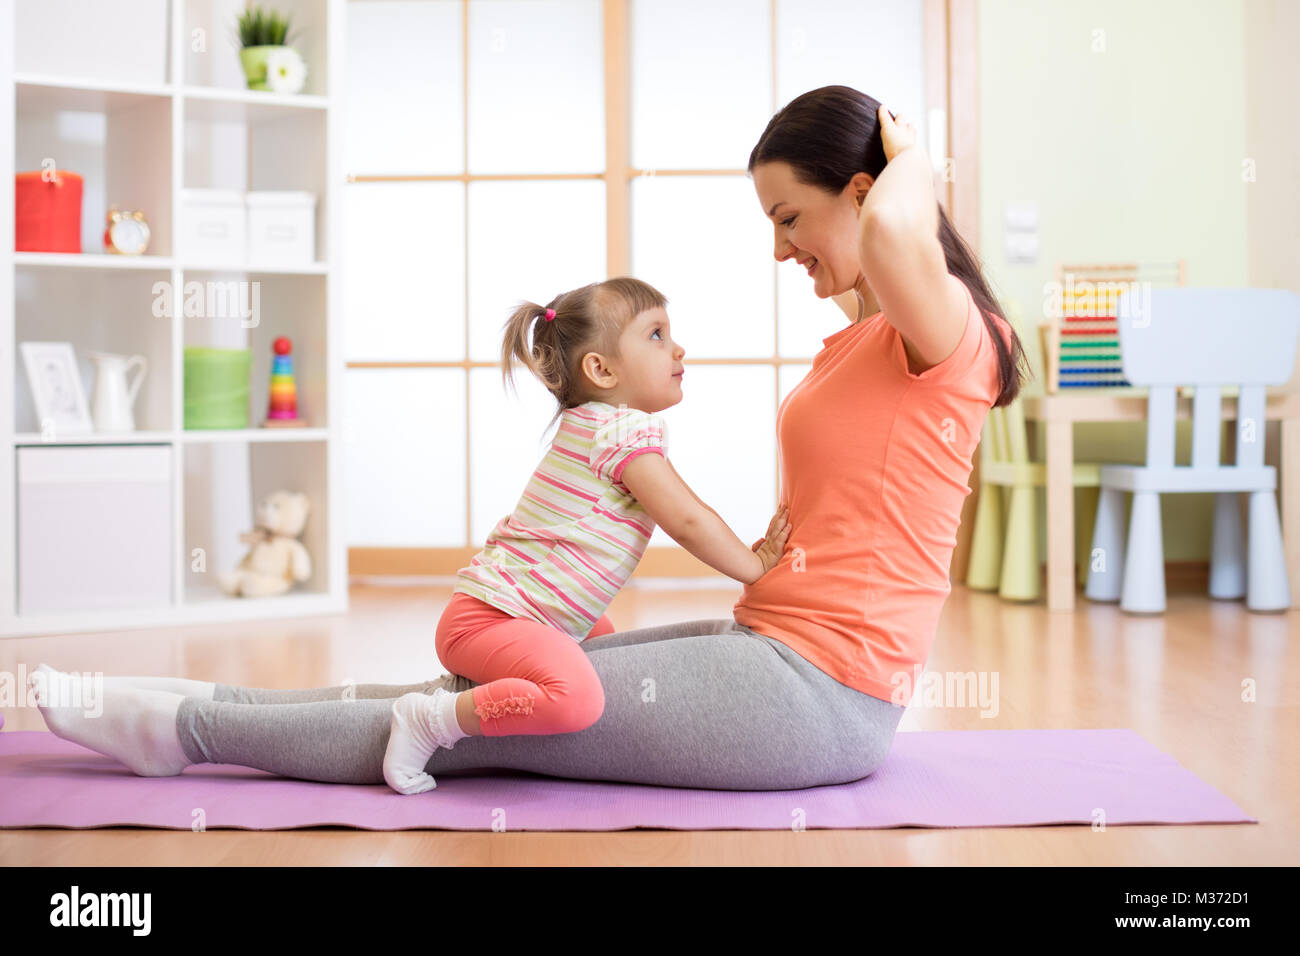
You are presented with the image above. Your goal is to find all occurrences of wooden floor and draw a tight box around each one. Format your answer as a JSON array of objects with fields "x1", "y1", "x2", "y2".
[{"x1": 1, "y1": 576, "x2": 1295, "y2": 865}]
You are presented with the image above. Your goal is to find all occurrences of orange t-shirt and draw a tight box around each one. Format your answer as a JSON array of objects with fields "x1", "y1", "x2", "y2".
[{"x1": 734, "y1": 279, "x2": 1009, "y2": 707}]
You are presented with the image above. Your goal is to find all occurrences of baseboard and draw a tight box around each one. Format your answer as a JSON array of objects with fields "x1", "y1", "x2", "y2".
[{"x1": 350, "y1": 548, "x2": 1216, "y2": 588}]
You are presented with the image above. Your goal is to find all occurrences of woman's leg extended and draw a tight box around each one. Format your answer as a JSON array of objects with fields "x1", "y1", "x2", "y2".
[
  {"x1": 175, "y1": 620, "x2": 904, "y2": 790},
  {"x1": 175, "y1": 696, "x2": 396, "y2": 784},
  {"x1": 174, "y1": 617, "x2": 736, "y2": 785},
  {"x1": 211, "y1": 677, "x2": 446, "y2": 704}
]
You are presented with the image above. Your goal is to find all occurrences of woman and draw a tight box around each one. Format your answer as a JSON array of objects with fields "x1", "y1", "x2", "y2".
[{"x1": 32, "y1": 86, "x2": 1026, "y2": 791}]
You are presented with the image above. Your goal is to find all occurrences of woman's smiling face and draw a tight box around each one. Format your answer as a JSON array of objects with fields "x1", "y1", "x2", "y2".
[{"x1": 752, "y1": 160, "x2": 875, "y2": 299}]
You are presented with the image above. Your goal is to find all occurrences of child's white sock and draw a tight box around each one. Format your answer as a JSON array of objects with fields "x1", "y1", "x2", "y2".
[
  {"x1": 382, "y1": 689, "x2": 468, "y2": 795},
  {"x1": 432, "y1": 688, "x2": 469, "y2": 746}
]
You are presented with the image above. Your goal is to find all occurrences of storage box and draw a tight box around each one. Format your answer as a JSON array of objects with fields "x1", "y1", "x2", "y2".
[
  {"x1": 17, "y1": 445, "x2": 172, "y2": 613},
  {"x1": 246, "y1": 191, "x2": 316, "y2": 266},
  {"x1": 184, "y1": 347, "x2": 252, "y2": 429},
  {"x1": 180, "y1": 188, "x2": 247, "y2": 265},
  {"x1": 15, "y1": 171, "x2": 83, "y2": 253}
]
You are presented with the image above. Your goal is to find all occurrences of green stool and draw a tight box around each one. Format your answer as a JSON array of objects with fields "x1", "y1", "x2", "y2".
[{"x1": 966, "y1": 393, "x2": 1103, "y2": 601}]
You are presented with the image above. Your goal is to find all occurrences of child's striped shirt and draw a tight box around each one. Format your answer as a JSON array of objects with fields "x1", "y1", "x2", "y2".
[{"x1": 454, "y1": 400, "x2": 668, "y2": 639}]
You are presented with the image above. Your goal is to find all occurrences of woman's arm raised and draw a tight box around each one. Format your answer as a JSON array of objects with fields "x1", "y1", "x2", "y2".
[{"x1": 857, "y1": 105, "x2": 967, "y2": 374}]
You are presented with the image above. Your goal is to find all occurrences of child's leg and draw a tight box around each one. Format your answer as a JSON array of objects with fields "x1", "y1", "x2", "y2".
[
  {"x1": 438, "y1": 614, "x2": 604, "y2": 737},
  {"x1": 425, "y1": 614, "x2": 729, "y2": 701},
  {"x1": 585, "y1": 613, "x2": 616, "y2": 639}
]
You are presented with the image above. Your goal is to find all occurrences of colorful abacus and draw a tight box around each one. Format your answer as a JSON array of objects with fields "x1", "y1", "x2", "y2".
[
  {"x1": 1057, "y1": 285, "x2": 1130, "y2": 388},
  {"x1": 263, "y1": 336, "x2": 306, "y2": 427},
  {"x1": 1042, "y1": 260, "x2": 1185, "y2": 392}
]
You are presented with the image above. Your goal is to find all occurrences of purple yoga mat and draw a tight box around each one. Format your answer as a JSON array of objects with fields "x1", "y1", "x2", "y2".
[{"x1": 0, "y1": 726, "x2": 1254, "y2": 831}]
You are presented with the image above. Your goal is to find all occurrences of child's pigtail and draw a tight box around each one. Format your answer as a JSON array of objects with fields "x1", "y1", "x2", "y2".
[{"x1": 501, "y1": 301, "x2": 559, "y2": 400}]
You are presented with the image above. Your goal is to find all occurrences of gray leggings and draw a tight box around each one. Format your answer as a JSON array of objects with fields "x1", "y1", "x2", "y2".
[{"x1": 175, "y1": 617, "x2": 906, "y2": 791}]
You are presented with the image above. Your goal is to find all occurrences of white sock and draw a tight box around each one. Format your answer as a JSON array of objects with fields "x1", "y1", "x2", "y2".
[
  {"x1": 435, "y1": 689, "x2": 470, "y2": 746},
  {"x1": 31, "y1": 663, "x2": 216, "y2": 701},
  {"x1": 33, "y1": 684, "x2": 191, "y2": 777},
  {"x1": 382, "y1": 689, "x2": 467, "y2": 795}
]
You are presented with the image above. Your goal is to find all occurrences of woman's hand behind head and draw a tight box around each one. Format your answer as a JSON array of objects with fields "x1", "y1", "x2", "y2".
[{"x1": 878, "y1": 104, "x2": 917, "y2": 164}]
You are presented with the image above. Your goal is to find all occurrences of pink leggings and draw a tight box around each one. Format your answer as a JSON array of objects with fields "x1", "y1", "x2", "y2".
[{"x1": 435, "y1": 592, "x2": 614, "y2": 737}]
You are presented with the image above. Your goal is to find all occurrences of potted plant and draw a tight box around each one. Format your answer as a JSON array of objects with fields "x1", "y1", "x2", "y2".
[{"x1": 236, "y1": 3, "x2": 307, "y2": 94}]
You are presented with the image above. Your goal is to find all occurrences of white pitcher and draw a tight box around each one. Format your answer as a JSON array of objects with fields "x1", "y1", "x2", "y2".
[{"x1": 88, "y1": 351, "x2": 148, "y2": 432}]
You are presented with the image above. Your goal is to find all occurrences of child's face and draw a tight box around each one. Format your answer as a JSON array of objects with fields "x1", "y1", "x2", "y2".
[{"x1": 610, "y1": 306, "x2": 685, "y2": 411}]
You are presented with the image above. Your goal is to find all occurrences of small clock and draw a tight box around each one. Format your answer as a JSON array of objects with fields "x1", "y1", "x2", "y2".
[{"x1": 103, "y1": 207, "x2": 151, "y2": 255}]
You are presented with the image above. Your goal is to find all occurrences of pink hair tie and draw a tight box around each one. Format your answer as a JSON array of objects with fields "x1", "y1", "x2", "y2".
[{"x1": 543, "y1": 308, "x2": 556, "y2": 321}]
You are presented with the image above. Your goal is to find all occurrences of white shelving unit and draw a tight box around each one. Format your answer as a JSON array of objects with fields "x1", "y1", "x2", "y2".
[{"x1": 0, "y1": 0, "x2": 347, "y2": 635}]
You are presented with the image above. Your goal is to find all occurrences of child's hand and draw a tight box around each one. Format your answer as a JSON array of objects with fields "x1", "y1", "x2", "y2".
[{"x1": 752, "y1": 505, "x2": 791, "y2": 576}]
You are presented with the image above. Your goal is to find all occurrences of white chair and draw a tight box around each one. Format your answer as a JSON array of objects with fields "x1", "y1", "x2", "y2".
[{"x1": 1085, "y1": 287, "x2": 1300, "y2": 613}]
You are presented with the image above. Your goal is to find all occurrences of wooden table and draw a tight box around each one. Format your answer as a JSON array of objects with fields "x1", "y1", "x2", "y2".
[{"x1": 1020, "y1": 387, "x2": 1300, "y2": 611}]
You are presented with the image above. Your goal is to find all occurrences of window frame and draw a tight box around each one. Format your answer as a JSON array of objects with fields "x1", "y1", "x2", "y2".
[{"x1": 345, "y1": 0, "x2": 973, "y2": 578}]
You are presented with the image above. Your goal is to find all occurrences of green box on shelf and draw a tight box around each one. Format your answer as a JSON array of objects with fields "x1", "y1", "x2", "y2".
[{"x1": 184, "y1": 347, "x2": 252, "y2": 429}]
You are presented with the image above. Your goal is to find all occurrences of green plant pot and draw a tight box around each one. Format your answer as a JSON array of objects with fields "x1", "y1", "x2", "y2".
[{"x1": 240, "y1": 45, "x2": 286, "y2": 91}]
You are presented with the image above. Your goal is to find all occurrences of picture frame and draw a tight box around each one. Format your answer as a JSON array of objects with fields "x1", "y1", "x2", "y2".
[{"x1": 20, "y1": 341, "x2": 94, "y2": 435}]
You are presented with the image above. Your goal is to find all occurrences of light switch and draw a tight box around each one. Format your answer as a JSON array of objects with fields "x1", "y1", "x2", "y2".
[
  {"x1": 1005, "y1": 233, "x2": 1039, "y2": 263},
  {"x1": 1004, "y1": 200, "x2": 1039, "y2": 264},
  {"x1": 1004, "y1": 201, "x2": 1039, "y2": 230}
]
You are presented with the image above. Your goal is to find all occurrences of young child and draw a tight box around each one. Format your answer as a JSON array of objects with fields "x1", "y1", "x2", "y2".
[{"x1": 382, "y1": 276, "x2": 792, "y2": 795}]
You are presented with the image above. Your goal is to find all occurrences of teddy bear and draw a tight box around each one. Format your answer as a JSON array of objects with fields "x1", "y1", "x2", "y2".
[{"x1": 218, "y1": 490, "x2": 312, "y2": 597}]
